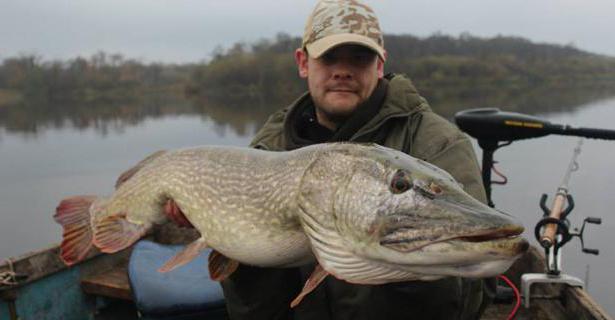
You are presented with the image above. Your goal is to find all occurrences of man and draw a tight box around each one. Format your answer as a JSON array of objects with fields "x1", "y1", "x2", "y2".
[{"x1": 221, "y1": 0, "x2": 493, "y2": 319}]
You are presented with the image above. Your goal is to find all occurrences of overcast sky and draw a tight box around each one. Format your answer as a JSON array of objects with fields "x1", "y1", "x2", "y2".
[{"x1": 2, "y1": 0, "x2": 615, "y2": 63}]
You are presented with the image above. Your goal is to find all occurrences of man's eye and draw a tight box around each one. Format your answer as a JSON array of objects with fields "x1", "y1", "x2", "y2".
[
  {"x1": 354, "y1": 54, "x2": 373, "y2": 62},
  {"x1": 321, "y1": 53, "x2": 337, "y2": 65},
  {"x1": 320, "y1": 52, "x2": 376, "y2": 66}
]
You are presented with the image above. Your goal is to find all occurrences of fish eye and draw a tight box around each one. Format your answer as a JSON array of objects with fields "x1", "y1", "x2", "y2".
[{"x1": 390, "y1": 170, "x2": 412, "y2": 194}]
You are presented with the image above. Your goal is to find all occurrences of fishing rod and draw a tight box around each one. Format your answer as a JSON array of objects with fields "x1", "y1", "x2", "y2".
[
  {"x1": 532, "y1": 138, "x2": 601, "y2": 264},
  {"x1": 523, "y1": 140, "x2": 602, "y2": 308},
  {"x1": 454, "y1": 108, "x2": 615, "y2": 207},
  {"x1": 538, "y1": 138, "x2": 583, "y2": 249}
]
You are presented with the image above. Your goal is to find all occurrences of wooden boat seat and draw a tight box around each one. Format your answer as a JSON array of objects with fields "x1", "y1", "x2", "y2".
[{"x1": 81, "y1": 265, "x2": 133, "y2": 301}]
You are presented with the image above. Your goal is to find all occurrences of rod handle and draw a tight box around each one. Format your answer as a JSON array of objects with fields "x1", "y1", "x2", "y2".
[{"x1": 540, "y1": 193, "x2": 567, "y2": 248}]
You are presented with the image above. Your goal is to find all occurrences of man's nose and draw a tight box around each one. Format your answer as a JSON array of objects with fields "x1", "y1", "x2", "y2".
[{"x1": 331, "y1": 62, "x2": 353, "y2": 80}]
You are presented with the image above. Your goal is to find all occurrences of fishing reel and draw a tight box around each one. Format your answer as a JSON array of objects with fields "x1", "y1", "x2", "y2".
[
  {"x1": 534, "y1": 193, "x2": 602, "y2": 275},
  {"x1": 521, "y1": 191, "x2": 603, "y2": 308}
]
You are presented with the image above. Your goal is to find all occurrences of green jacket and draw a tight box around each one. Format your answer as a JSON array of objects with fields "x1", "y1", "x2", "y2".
[{"x1": 221, "y1": 74, "x2": 492, "y2": 320}]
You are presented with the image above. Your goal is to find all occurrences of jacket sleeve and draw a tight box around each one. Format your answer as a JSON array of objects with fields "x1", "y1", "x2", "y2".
[
  {"x1": 250, "y1": 108, "x2": 288, "y2": 150},
  {"x1": 410, "y1": 112, "x2": 487, "y2": 203},
  {"x1": 428, "y1": 137, "x2": 487, "y2": 203}
]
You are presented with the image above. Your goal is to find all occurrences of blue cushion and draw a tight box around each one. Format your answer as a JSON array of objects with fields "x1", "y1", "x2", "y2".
[{"x1": 128, "y1": 240, "x2": 227, "y2": 319}]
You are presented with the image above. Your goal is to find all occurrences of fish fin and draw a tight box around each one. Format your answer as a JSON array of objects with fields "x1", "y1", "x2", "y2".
[
  {"x1": 158, "y1": 238, "x2": 209, "y2": 273},
  {"x1": 54, "y1": 195, "x2": 98, "y2": 266},
  {"x1": 208, "y1": 250, "x2": 239, "y2": 281},
  {"x1": 115, "y1": 150, "x2": 167, "y2": 189},
  {"x1": 164, "y1": 199, "x2": 194, "y2": 228},
  {"x1": 290, "y1": 264, "x2": 329, "y2": 308},
  {"x1": 92, "y1": 213, "x2": 148, "y2": 253}
]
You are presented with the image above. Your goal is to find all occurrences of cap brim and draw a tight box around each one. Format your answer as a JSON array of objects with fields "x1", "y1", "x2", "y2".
[{"x1": 305, "y1": 33, "x2": 386, "y2": 61}]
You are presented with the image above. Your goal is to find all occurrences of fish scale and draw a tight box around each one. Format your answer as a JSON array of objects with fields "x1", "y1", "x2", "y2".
[{"x1": 144, "y1": 147, "x2": 313, "y2": 266}]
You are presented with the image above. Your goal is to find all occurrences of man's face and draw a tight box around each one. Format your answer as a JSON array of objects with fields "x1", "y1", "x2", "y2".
[{"x1": 295, "y1": 45, "x2": 385, "y2": 129}]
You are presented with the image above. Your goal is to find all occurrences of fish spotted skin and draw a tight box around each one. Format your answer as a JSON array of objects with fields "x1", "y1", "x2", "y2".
[
  {"x1": 54, "y1": 143, "x2": 527, "y2": 287},
  {"x1": 101, "y1": 145, "x2": 315, "y2": 267}
]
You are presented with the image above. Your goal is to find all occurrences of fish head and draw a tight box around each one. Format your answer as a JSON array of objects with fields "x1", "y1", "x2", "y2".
[{"x1": 298, "y1": 143, "x2": 528, "y2": 282}]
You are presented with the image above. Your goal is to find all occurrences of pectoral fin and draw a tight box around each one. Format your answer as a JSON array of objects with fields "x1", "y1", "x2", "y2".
[
  {"x1": 290, "y1": 264, "x2": 329, "y2": 308},
  {"x1": 208, "y1": 250, "x2": 239, "y2": 281},
  {"x1": 93, "y1": 213, "x2": 148, "y2": 253},
  {"x1": 158, "y1": 238, "x2": 209, "y2": 273}
]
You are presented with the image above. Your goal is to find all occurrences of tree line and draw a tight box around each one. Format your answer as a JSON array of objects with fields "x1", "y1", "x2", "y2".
[
  {"x1": 2, "y1": 33, "x2": 615, "y2": 107},
  {"x1": 188, "y1": 33, "x2": 615, "y2": 105},
  {"x1": 2, "y1": 32, "x2": 615, "y2": 134},
  {"x1": 0, "y1": 52, "x2": 189, "y2": 105}
]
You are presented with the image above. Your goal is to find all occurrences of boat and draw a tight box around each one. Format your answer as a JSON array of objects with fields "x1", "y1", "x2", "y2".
[
  {"x1": 1, "y1": 226, "x2": 611, "y2": 319},
  {"x1": 2, "y1": 108, "x2": 613, "y2": 319},
  {"x1": 0, "y1": 225, "x2": 230, "y2": 320}
]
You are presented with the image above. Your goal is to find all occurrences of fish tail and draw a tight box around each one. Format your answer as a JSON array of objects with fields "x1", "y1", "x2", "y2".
[{"x1": 54, "y1": 195, "x2": 100, "y2": 266}]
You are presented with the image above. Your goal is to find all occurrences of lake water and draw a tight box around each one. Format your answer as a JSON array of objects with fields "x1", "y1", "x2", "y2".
[{"x1": 0, "y1": 96, "x2": 614, "y2": 315}]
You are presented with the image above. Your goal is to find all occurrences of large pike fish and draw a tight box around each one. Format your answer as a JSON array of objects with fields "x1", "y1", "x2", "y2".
[{"x1": 54, "y1": 143, "x2": 528, "y2": 306}]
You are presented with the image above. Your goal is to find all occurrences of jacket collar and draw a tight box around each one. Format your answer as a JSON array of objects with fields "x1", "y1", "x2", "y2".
[
  {"x1": 351, "y1": 73, "x2": 430, "y2": 140},
  {"x1": 282, "y1": 74, "x2": 430, "y2": 148}
]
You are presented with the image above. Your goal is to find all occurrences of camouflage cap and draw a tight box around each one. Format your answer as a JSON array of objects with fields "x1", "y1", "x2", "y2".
[{"x1": 302, "y1": 0, "x2": 386, "y2": 61}]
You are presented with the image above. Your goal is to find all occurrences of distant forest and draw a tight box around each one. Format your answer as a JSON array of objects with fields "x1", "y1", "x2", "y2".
[
  {"x1": 188, "y1": 33, "x2": 615, "y2": 104},
  {"x1": 0, "y1": 52, "x2": 190, "y2": 105},
  {"x1": 0, "y1": 34, "x2": 615, "y2": 103},
  {"x1": 2, "y1": 32, "x2": 615, "y2": 121}
]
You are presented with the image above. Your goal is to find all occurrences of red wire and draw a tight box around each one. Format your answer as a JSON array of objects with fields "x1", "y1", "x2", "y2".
[{"x1": 497, "y1": 275, "x2": 521, "y2": 320}]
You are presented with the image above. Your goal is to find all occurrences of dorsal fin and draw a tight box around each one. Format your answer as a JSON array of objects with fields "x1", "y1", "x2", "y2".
[{"x1": 115, "y1": 150, "x2": 167, "y2": 188}]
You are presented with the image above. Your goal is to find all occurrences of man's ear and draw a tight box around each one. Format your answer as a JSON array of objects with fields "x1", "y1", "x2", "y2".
[
  {"x1": 295, "y1": 48, "x2": 309, "y2": 78},
  {"x1": 377, "y1": 50, "x2": 387, "y2": 78}
]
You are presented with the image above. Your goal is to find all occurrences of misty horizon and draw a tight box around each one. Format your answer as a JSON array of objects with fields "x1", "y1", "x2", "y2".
[
  {"x1": 2, "y1": 0, "x2": 615, "y2": 64},
  {"x1": 2, "y1": 31, "x2": 611, "y2": 65}
]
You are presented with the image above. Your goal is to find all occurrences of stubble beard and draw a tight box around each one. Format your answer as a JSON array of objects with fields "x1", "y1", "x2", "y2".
[{"x1": 313, "y1": 95, "x2": 361, "y2": 130}]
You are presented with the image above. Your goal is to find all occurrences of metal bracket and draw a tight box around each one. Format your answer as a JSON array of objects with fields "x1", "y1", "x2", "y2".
[
  {"x1": 521, "y1": 233, "x2": 585, "y2": 308},
  {"x1": 521, "y1": 273, "x2": 584, "y2": 308}
]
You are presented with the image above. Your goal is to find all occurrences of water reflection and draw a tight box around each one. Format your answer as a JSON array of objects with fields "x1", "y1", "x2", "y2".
[
  {"x1": 6, "y1": 96, "x2": 186, "y2": 134},
  {"x1": 0, "y1": 86, "x2": 614, "y2": 315},
  {"x1": 423, "y1": 83, "x2": 615, "y2": 118},
  {"x1": 2, "y1": 84, "x2": 615, "y2": 139}
]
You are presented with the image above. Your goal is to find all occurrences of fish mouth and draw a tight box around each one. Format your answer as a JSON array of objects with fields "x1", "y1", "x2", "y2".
[
  {"x1": 380, "y1": 224, "x2": 528, "y2": 256},
  {"x1": 449, "y1": 226, "x2": 530, "y2": 257},
  {"x1": 455, "y1": 225, "x2": 524, "y2": 243}
]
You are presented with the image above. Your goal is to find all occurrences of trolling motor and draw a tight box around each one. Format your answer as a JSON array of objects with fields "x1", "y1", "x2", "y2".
[
  {"x1": 455, "y1": 108, "x2": 615, "y2": 207},
  {"x1": 454, "y1": 108, "x2": 615, "y2": 308}
]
